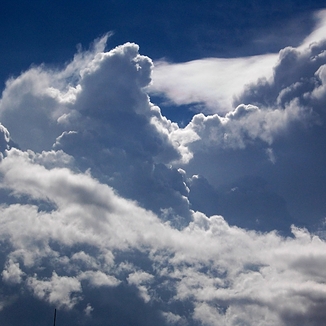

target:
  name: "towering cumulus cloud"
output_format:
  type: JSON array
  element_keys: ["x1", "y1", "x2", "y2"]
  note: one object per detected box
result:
[{"x1": 0, "y1": 22, "x2": 326, "y2": 325}]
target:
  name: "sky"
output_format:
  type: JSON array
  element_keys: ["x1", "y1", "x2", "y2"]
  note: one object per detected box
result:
[{"x1": 1, "y1": 1, "x2": 326, "y2": 325}]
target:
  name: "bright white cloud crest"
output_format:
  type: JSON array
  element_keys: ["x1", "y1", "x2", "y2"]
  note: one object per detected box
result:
[{"x1": 0, "y1": 17, "x2": 326, "y2": 325}]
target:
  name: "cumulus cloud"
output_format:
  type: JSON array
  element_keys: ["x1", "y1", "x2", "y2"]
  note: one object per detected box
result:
[
  {"x1": 1, "y1": 16, "x2": 326, "y2": 325},
  {"x1": 146, "y1": 14, "x2": 326, "y2": 234},
  {"x1": 172, "y1": 101, "x2": 311, "y2": 156},
  {"x1": 159, "y1": 13, "x2": 326, "y2": 231},
  {"x1": 2, "y1": 260, "x2": 24, "y2": 284},
  {"x1": 149, "y1": 10, "x2": 326, "y2": 116},
  {"x1": 0, "y1": 152, "x2": 325, "y2": 324},
  {"x1": 27, "y1": 272, "x2": 82, "y2": 309},
  {"x1": 0, "y1": 36, "x2": 192, "y2": 226}
]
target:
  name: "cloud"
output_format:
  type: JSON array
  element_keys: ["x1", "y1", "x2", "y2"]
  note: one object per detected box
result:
[
  {"x1": 149, "y1": 54, "x2": 277, "y2": 114},
  {"x1": 217, "y1": 19, "x2": 326, "y2": 228},
  {"x1": 0, "y1": 36, "x2": 192, "y2": 225},
  {"x1": 235, "y1": 40, "x2": 326, "y2": 112},
  {"x1": 51, "y1": 42, "x2": 191, "y2": 221},
  {"x1": 2, "y1": 260, "x2": 24, "y2": 285},
  {"x1": 149, "y1": 10, "x2": 326, "y2": 115},
  {"x1": 299, "y1": 9, "x2": 326, "y2": 50},
  {"x1": 1, "y1": 24, "x2": 326, "y2": 325},
  {"x1": 0, "y1": 151, "x2": 325, "y2": 324},
  {"x1": 3, "y1": 32, "x2": 313, "y2": 234},
  {"x1": 27, "y1": 272, "x2": 82, "y2": 309},
  {"x1": 172, "y1": 101, "x2": 311, "y2": 156},
  {"x1": 160, "y1": 13, "x2": 326, "y2": 231}
]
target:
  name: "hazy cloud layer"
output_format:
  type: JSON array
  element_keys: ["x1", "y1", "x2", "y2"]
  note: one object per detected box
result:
[{"x1": 0, "y1": 13, "x2": 326, "y2": 325}]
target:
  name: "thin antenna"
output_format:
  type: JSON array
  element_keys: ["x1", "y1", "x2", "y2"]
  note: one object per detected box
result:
[{"x1": 53, "y1": 308, "x2": 57, "y2": 326}]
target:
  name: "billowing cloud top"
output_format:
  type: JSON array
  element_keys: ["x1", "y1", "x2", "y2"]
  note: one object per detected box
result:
[{"x1": 0, "y1": 13, "x2": 326, "y2": 325}]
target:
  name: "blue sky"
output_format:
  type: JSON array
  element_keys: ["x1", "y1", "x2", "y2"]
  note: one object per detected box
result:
[
  {"x1": 1, "y1": 0, "x2": 325, "y2": 82},
  {"x1": 1, "y1": 1, "x2": 326, "y2": 325}
]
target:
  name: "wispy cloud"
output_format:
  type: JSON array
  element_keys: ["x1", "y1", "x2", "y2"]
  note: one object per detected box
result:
[
  {"x1": 149, "y1": 10, "x2": 326, "y2": 114},
  {"x1": 0, "y1": 148, "x2": 326, "y2": 324}
]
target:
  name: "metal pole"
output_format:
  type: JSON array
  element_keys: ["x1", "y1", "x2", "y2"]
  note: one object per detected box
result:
[{"x1": 53, "y1": 308, "x2": 57, "y2": 326}]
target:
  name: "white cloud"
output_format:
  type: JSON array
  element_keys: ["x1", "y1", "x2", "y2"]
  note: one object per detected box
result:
[
  {"x1": 0, "y1": 34, "x2": 110, "y2": 152},
  {"x1": 170, "y1": 101, "x2": 311, "y2": 162},
  {"x1": 1, "y1": 23, "x2": 326, "y2": 325},
  {"x1": 149, "y1": 9, "x2": 326, "y2": 115},
  {"x1": 0, "y1": 67, "x2": 66, "y2": 151},
  {"x1": 0, "y1": 150, "x2": 326, "y2": 324},
  {"x1": 27, "y1": 272, "x2": 82, "y2": 309},
  {"x1": 84, "y1": 303, "x2": 94, "y2": 316},
  {"x1": 127, "y1": 271, "x2": 154, "y2": 303},
  {"x1": 0, "y1": 37, "x2": 190, "y2": 222},
  {"x1": 299, "y1": 10, "x2": 326, "y2": 50},
  {"x1": 161, "y1": 311, "x2": 187, "y2": 325},
  {"x1": 2, "y1": 259, "x2": 24, "y2": 284},
  {"x1": 310, "y1": 64, "x2": 326, "y2": 101},
  {"x1": 149, "y1": 54, "x2": 277, "y2": 114},
  {"x1": 79, "y1": 271, "x2": 120, "y2": 288}
]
